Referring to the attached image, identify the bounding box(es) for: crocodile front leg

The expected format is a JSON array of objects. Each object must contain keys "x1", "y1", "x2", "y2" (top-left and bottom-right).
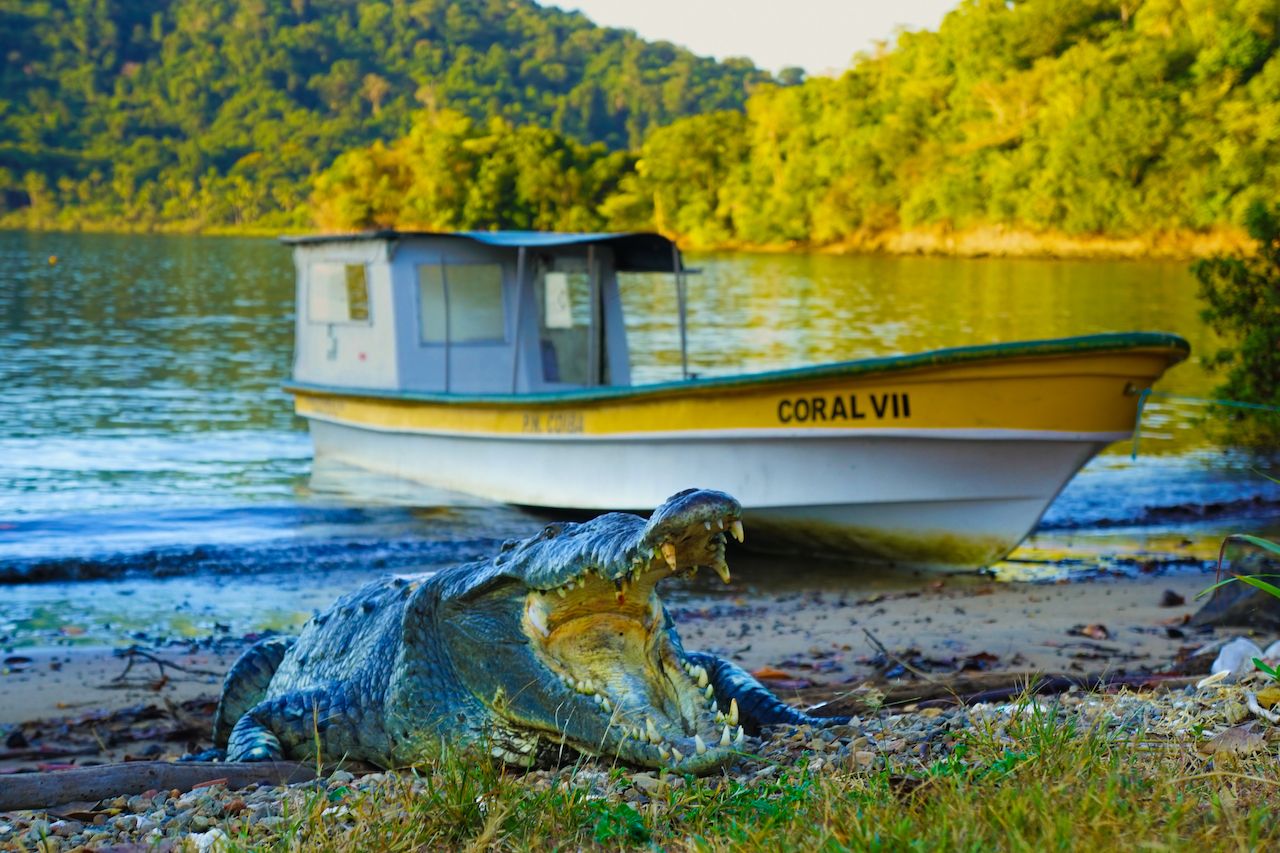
[
  {"x1": 226, "y1": 685, "x2": 385, "y2": 764},
  {"x1": 213, "y1": 636, "x2": 296, "y2": 748},
  {"x1": 685, "y1": 651, "x2": 851, "y2": 734}
]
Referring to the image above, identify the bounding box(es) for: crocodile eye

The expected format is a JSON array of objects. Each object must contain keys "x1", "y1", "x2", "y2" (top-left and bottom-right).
[{"x1": 542, "y1": 524, "x2": 564, "y2": 539}]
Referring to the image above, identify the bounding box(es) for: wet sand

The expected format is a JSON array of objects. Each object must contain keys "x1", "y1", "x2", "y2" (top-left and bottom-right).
[{"x1": 0, "y1": 570, "x2": 1230, "y2": 733}]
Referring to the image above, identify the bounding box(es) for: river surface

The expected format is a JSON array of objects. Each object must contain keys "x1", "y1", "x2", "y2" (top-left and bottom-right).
[{"x1": 1, "y1": 232, "x2": 1276, "y2": 648}]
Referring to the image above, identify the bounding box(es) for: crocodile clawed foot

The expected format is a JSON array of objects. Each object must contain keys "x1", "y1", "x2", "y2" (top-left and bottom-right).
[{"x1": 179, "y1": 747, "x2": 227, "y2": 762}]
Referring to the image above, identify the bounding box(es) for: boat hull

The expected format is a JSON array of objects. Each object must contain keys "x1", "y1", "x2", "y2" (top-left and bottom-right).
[
  {"x1": 309, "y1": 419, "x2": 1106, "y2": 569},
  {"x1": 289, "y1": 333, "x2": 1190, "y2": 571}
]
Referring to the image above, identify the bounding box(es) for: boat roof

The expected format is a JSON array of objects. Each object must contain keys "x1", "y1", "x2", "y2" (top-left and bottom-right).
[{"x1": 281, "y1": 230, "x2": 679, "y2": 273}]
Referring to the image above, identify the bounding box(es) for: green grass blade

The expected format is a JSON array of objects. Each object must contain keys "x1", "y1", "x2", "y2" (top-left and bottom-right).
[
  {"x1": 1199, "y1": 573, "x2": 1280, "y2": 600},
  {"x1": 1199, "y1": 573, "x2": 1280, "y2": 597},
  {"x1": 1227, "y1": 533, "x2": 1280, "y2": 557},
  {"x1": 1229, "y1": 573, "x2": 1280, "y2": 599},
  {"x1": 1199, "y1": 534, "x2": 1280, "y2": 598}
]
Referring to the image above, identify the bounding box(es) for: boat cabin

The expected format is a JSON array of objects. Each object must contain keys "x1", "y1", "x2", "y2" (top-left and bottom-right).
[{"x1": 283, "y1": 231, "x2": 689, "y2": 395}]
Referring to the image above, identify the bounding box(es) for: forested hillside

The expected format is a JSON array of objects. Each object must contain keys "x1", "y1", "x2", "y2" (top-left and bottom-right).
[
  {"x1": 0, "y1": 0, "x2": 768, "y2": 229},
  {"x1": 5, "y1": 0, "x2": 1278, "y2": 252},
  {"x1": 314, "y1": 0, "x2": 1280, "y2": 254},
  {"x1": 615, "y1": 0, "x2": 1280, "y2": 249}
]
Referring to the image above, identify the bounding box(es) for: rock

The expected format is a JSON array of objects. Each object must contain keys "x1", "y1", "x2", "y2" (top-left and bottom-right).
[
  {"x1": 192, "y1": 827, "x2": 230, "y2": 853},
  {"x1": 1211, "y1": 637, "x2": 1265, "y2": 677},
  {"x1": 629, "y1": 773, "x2": 664, "y2": 794},
  {"x1": 1192, "y1": 566, "x2": 1280, "y2": 629},
  {"x1": 853, "y1": 750, "x2": 877, "y2": 768},
  {"x1": 1159, "y1": 589, "x2": 1186, "y2": 607},
  {"x1": 1198, "y1": 722, "x2": 1266, "y2": 757}
]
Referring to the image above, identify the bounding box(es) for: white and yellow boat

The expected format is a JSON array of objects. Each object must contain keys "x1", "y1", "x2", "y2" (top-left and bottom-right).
[{"x1": 283, "y1": 230, "x2": 1189, "y2": 570}]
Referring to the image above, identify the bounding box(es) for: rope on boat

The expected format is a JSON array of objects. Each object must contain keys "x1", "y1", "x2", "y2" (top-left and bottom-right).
[{"x1": 1131, "y1": 389, "x2": 1280, "y2": 459}]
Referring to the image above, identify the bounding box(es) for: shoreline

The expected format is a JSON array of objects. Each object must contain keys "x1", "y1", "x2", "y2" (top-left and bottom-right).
[
  {"x1": 1, "y1": 220, "x2": 1249, "y2": 261},
  {"x1": 0, "y1": 568, "x2": 1244, "y2": 770}
]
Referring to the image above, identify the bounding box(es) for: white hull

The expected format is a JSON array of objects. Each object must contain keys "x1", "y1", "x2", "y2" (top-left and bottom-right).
[{"x1": 307, "y1": 418, "x2": 1117, "y2": 569}]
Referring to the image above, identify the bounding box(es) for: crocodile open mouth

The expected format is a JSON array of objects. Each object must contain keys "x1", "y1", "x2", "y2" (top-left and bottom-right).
[{"x1": 521, "y1": 496, "x2": 746, "y2": 769}]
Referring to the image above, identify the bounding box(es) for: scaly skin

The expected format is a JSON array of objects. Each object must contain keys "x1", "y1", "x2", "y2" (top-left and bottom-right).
[{"x1": 214, "y1": 489, "x2": 848, "y2": 774}]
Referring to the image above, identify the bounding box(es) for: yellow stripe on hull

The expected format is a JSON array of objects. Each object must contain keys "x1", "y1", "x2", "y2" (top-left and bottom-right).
[{"x1": 291, "y1": 346, "x2": 1179, "y2": 440}]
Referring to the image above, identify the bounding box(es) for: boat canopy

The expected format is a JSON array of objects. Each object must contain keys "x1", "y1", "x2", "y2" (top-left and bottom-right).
[
  {"x1": 281, "y1": 230, "x2": 679, "y2": 274},
  {"x1": 285, "y1": 229, "x2": 693, "y2": 397}
]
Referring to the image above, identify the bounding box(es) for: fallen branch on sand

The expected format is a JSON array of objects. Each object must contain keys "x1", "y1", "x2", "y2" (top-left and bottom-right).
[
  {"x1": 0, "y1": 761, "x2": 322, "y2": 812},
  {"x1": 107, "y1": 646, "x2": 225, "y2": 688},
  {"x1": 800, "y1": 671, "x2": 1202, "y2": 717}
]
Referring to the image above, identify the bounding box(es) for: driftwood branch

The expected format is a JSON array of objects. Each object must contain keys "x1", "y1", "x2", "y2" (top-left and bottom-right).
[
  {"x1": 861, "y1": 628, "x2": 944, "y2": 684},
  {"x1": 0, "y1": 761, "x2": 321, "y2": 812},
  {"x1": 799, "y1": 671, "x2": 1201, "y2": 718},
  {"x1": 110, "y1": 646, "x2": 225, "y2": 685}
]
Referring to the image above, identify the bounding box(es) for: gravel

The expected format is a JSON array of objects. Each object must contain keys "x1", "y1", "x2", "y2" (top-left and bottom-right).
[{"x1": 0, "y1": 679, "x2": 1270, "y2": 850}]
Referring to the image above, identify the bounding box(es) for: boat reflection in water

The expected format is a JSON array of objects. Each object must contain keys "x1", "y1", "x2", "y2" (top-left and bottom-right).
[{"x1": 282, "y1": 231, "x2": 1189, "y2": 571}]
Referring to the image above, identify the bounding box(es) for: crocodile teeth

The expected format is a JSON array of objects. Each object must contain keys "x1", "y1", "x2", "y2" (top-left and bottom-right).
[
  {"x1": 660, "y1": 542, "x2": 678, "y2": 570},
  {"x1": 712, "y1": 561, "x2": 732, "y2": 584},
  {"x1": 728, "y1": 698, "x2": 739, "y2": 726},
  {"x1": 658, "y1": 745, "x2": 669, "y2": 760},
  {"x1": 704, "y1": 521, "x2": 712, "y2": 530},
  {"x1": 527, "y1": 606, "x2": 549, "y2": 638},
  {"x1": 695, "y1": 734, "x2": 707, "y2": 754},
  {"x1": 646, "y1": 717, "x2": 663, "y2": 744},
  {"x1": 730, "y1": 520, "x2": 745, "y2": 543},
  {"x1": 696, "y1": 667, "x2": 709, "y2": 688},
  {"x1": 721, "y1": 724, "x2": 732, "y2": 747},
  {"x1": 671, "y1": 746, "x2": 683, "y2": 763},
  {"x1": 718, "y1": 518, "x2": 725, "y2": 529},
  {"x1": 735, "y1": 726, "x2": 745, "y2": 746},
  {"x1": 556, "y1": 588, "x2": 566, "y2": 598},
  {"x1": 704, "y1": 684, "x2": 714, "y2": 700}
]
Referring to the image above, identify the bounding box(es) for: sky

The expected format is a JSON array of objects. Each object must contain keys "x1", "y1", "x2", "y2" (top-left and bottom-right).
[{"x1": 542, "y1": 0, "x2": 958, "y2": 77}]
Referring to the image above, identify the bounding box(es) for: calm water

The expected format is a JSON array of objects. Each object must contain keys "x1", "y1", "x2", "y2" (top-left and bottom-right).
[{"x1": 1, "y1": 232, "x2": 1275, "y2": 646}]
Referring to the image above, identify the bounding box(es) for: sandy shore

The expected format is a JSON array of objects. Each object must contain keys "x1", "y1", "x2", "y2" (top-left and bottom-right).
[{"x1": 0, "y1": 569, "x2": 1237, "y2": 740}]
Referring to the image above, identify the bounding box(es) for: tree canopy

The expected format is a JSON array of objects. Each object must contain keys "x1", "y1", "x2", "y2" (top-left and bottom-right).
[
  {"x1": 0, "y1": 0, "x2": 768, "y2": 229},
  {"x1": 618, "y1": 0, "x2": 1280, "y2": 248},
  {"x1": 4, "y1": 0, "x2": 1278, "y2": 249}
]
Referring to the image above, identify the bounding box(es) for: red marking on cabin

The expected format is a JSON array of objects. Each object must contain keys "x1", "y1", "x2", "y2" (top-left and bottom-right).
[{"x1": 358, "y1": 352, "x2": 367, "y2": 361}]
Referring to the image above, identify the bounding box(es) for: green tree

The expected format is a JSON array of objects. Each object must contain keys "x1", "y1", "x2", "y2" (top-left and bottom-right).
[{"x1": 1193, "y1": 201, "x2": 1280, "y2": 448}]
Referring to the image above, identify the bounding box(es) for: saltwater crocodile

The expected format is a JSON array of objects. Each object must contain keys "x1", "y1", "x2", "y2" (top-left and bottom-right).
[{"x1": 213, "y1": 489, "x2": 846, "y2": 774}]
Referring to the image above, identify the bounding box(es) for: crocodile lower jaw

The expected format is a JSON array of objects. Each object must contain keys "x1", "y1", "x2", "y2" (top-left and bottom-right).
[{"x1": 519, "y1": 521, "x2": 746, "y2": 768}]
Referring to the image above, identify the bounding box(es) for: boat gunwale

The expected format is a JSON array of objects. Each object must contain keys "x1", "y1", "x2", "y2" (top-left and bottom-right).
[{"x1": 284, "y1": 331, "x2": 1190, "y2": 407}]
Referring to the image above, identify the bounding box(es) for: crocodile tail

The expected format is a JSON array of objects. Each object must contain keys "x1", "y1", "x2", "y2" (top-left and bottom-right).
[
  {"x1": 684, "y1": 651, "x2": 852, "y2": 734},
  {"x1": 212, "y1": 636, "x2": 296, "y2": 747}
]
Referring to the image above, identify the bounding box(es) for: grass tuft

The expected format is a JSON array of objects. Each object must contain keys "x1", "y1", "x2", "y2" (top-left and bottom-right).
[{"x1": 198, "y1": 694, "x2": 1280, "y2": 851}]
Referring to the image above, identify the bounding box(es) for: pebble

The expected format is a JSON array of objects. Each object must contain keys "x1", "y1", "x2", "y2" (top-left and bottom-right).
[
  {"x1": 1, "y1": 681, "x2": 1271, "y2": 847},
  {"x1": 630, "y1": 772, "x2": 665, "y2": 794}
]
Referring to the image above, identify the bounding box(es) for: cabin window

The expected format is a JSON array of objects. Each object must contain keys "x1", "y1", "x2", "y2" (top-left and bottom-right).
[
  {"x1": 536, "y1": 270, "x2": 593, "y2": 385},
  {"x1": 308, "y1": 263, "x2": 370, "y2": 324},
  {"x1": 417, "y1": 263, "x2": 506, "y2": 344}
]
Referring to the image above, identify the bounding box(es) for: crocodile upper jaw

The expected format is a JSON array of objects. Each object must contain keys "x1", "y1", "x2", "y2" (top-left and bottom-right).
[{"x1": 517, "y1": 497, "x2": 747, "y2": 771}]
